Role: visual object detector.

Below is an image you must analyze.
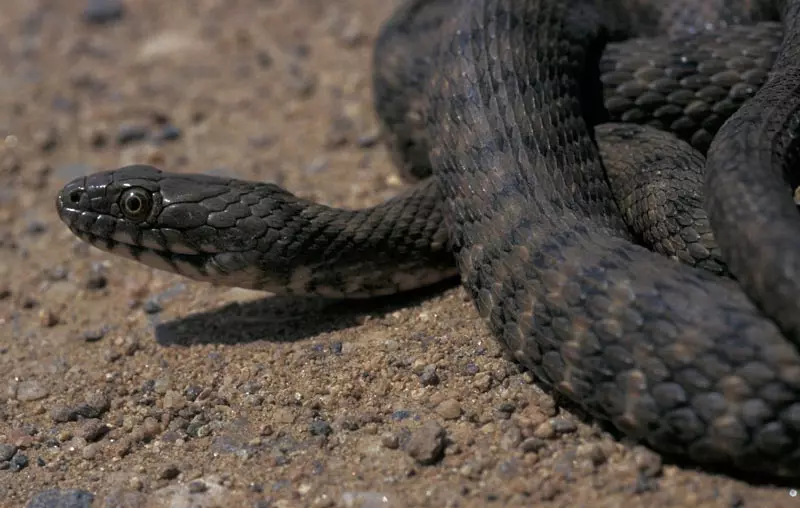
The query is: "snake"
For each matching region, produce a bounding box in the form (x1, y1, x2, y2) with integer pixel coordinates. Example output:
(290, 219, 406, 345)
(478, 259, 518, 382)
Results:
(55, 0, 800, 477)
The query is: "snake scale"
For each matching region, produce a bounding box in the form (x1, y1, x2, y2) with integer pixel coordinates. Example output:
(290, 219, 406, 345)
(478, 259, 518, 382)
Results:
(56, 0, 800, 477)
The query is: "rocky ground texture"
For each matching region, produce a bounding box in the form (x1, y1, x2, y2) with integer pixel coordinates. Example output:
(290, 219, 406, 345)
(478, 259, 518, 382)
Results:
(0, 0, 798, 506)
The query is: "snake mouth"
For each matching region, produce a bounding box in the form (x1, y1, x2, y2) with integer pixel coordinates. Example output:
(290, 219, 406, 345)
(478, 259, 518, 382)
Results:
(62, 217, 237, 286)
(56, 183, 217, 279)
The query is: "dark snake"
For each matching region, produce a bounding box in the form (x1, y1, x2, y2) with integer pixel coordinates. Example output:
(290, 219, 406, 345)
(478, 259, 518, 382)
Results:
(55, 0, 800, 477)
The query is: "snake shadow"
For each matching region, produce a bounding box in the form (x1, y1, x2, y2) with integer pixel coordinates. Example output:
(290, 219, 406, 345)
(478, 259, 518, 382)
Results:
(152, 278, 460, 347)
(152, 282, 796, 486)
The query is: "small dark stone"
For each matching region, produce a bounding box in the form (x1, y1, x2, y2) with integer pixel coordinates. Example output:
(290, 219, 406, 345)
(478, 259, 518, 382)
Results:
(83, 0, 124, 25)
(155, 125, 181, 142)
(184, 385, 202, 401)
(85, 265, 107, 290)
(0, 443, 17, 461)
(48, 266, 69, 281)
(26, 220, 47, 235)
(10, 453, 28, 471)
(143, 299, 162, 314)
(82, 328, 106, 342)
(51, 393, 110, 422)
(158, 464, 180, 480)
(551, 418, 577, 434)
(188, 480, 208, 494)
(330, 341, 343, 354)
(391, 410, 411, 421)
(356, 131, 379, 148)
(256, 50, 273, 68)
(405, 421, 446, 465)
(78, 419, 109, 442)
(419, 365, 440, 386)
(309, 419, 332, 437)
(116, 123, 149, 145)
(520, 437, 547, 453)
(26, 488, 95, 508)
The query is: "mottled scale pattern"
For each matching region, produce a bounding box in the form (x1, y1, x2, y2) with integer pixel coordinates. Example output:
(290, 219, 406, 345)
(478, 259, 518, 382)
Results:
(596, 123, 729, 275)
(55, 0, 800, 477)
(602, 23, 783, 152)
(426, 0, 800, 476)
(57, 165, 456, 297)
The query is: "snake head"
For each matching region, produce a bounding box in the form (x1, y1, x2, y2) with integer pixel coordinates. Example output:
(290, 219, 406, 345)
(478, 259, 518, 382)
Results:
(57, 165, 163, 243)
(55, 164, 284, 287)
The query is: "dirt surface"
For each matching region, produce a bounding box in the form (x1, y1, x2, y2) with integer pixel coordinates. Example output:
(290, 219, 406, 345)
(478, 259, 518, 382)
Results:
(1, 0, 799, 506)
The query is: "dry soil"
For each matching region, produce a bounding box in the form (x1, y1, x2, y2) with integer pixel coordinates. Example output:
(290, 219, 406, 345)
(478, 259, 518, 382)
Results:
(1, 0, 798, 507)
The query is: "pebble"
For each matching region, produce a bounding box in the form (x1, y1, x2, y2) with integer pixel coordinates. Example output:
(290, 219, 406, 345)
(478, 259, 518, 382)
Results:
(82, 0, 124, 25)
(405, 421, 446, 465)
(391, 410, 411, 421)
(10, 452, 29, 471)
(188, 480, 208, 493)
(380, 432, 399, 450)
(51, 393, 111, 422)
(85, 265, 107, 290)
(356, 131, 379, 148)
(39, 309, 60, 328)
(77, 419, 108, 442)
(435, 398, 462, 420)
(575, 443, 608, 466)
(158, 464, 181, 480)
(325, 115, 355, 148)
(341, 491, 391, 508)
(15, 380, 50, 401)
(309, 419, 333, 437)
(633, 446, 663, 478)
(35, 127, 59, 152)
(26, 220, 48, 235)
(418, 365, 440, 386)
(499, 426, 523, 451)
(473, 372, 493, 392)
(81, 443, 100, 460)
(533, 421, 555, 439)
(184, 385, 203, 401)
(285, 63, 316, 97)
(304, 157, 328, 174)
(82, 327, 106, 342)
(519, 437, 547, 453)
(142, 298, 162, 314)
(116, 123, 149, 145)
(273, 407, 295, 425)
(154, 124, 182, 142)
(0, 444, 17, 461)
(550, 417, 577, 434)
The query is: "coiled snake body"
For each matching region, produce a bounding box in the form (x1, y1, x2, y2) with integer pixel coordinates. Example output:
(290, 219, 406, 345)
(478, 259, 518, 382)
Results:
(57, 0, 800, 477)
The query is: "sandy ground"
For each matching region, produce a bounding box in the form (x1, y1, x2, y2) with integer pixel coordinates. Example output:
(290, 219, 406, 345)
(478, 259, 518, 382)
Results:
(1, 0, 799, 506)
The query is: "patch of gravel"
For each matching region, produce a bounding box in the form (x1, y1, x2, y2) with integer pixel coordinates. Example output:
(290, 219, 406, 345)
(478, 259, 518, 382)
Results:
(0, 0, 796, 506)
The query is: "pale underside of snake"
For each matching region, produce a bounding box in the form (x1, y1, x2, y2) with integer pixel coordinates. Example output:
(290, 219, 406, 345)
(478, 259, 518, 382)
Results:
(56, 0, 800, 477)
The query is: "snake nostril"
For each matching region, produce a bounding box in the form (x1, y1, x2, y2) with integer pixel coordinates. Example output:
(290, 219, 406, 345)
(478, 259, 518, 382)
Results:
(67, 190, 82, 204)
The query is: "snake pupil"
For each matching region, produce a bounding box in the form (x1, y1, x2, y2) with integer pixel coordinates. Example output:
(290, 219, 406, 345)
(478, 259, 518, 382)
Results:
(127, 196, 141, 211)
(120, 188, 152, 221)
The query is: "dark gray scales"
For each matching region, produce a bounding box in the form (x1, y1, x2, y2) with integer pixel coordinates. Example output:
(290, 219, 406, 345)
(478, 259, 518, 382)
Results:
(56, 0, 800, 477)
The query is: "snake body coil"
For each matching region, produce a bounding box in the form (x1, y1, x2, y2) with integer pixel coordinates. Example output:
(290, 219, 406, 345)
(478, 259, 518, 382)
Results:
(57, 0, 800, 477)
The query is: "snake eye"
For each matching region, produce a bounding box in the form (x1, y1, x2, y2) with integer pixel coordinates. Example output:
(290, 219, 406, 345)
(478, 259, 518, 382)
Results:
(119, 187, 152, 221)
